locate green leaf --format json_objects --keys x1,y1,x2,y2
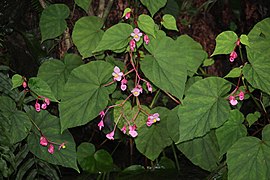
[
  {"x1": 246, "y1": 111, "x2": 261, "y2": 127},
  {"x1": 28, "y1": 77, "x2": 58, "y2": 102},
  {"x1": 0, "y1": 96, "x2": 32, "y2": 144},
  {"x1": 211, "y1": 31, "x2": 238, "y2": 56},
  {"x1": 27, "y1": 110, "x2": 79, "y2": 172},
  {"x1": 216, "y1": 109, "x2": 247, "y2": 156},
  {"x1": 140, "y1": 35, "x2": 187, "y2": 99},
  {"x1": 161, "y1": 14, "x2": 178, "y2": 31},
  {"x1": 114, "y1": 100, "x2": 149, "y2": 132},
  {"x1": 159, "y1": 157, "x2": 175, "y2": 169},
  {"x1": 176, "y1": 35, "x2": 207, "y2": 76},
  {"x1": 77, "y1": 142, "x2": 96, "y2": 173},
  {"x1": 243, "y1": 18, "x2": 270, "y2": 95},
  {"x1": 72, "y1": 16, "x2": 104, "y2": 58},
  {"x1": 177, "y1": 131, "x2": 220, "y2": 171},
  {"x1": 135, "y1": 107, "x2": 172, "y2": 161},
  {"x1": 137, "y1": 14, "x2": 156, "y2": 37},
  {"x1": 40, "y1": 4, "x2": 70, "y2": 42},
  {"x1": 167, "y1": 106, "x2": 180, "y2": 142},
  {"x1": 140, "y1": 0, "x2": 167, "y2": 17},
  {"x1": 224, "y1": 67, "x2": 242, "y2": 78},
  {"x1": 240, "y1": 34, "x2": 249, "y2": 47},
  {"x1": 94, "y1": 149, "x2": 114, "y2": 172},
  {"x1": 37, "y1": 54, "x2": 83, "y2": 100},
  {"x1": 227, "y1": 124, "x2": 270, "y2": 180},
  {"x1": 75, "y1": 0, "x2": 92, "y2": 12},
  {"x1": 60, "y1": 61, "x2": 116, "y2": 132},
  {"x1": 93, "y1": 23, "x2": 133, "y2": 53},
  {"x1": 177, "y1": 77, "x2": 231, "y2": 143},
  {"x1": 203, "y1": 58, "x2": 214, "y2": 67},
  {"x1": 11, "y1": 74, "x2": 23, "y2": 90}
]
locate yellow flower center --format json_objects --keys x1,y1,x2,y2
[
  {"x1": 134, "y1": 34, "x2": 139, "y2": 39},
  {"x1": 134, "y1": 91, "x2": 139, "y2": 96},
  {"x1": 153, "y1": 119, "x2": 157, "y2": 123}
]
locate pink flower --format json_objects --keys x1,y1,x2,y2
[
  {"x1": 41, "y1": 103, "x2": 47, "y2": 110},
  {"x1": 58, "y1": 143, "x2": 66, "y2": 150},
  {"x1": 121, "y1": 79, "x2": 128, "y2": 91},
  {"x1": 48, "y1": 144, "x2": 54, "y2": 154},
  {"x1": 129, "y1": 125, "x2": 138, "y2": 138},
  {"x1": 146, "y1": 82, "x2": 152, "y2": 93},
  {"x1": 236, "y1": 39, "x2": 240, "y2": 46},
  {"x1": 131, "y1": 85, "x2": 143, "y2": 97},
  {"x1": 22, "y1": 81, "x2": 27, "y2": 88},
  {"x1": 99, "y1": 111, "x2": 105, "y2": 118},
  {"x1": 112, "y1": 66, "x2": 123, "y2": 81},
  {"x1": 131, "y1": 28, "x2": 142, "y2": 42},
  {"x1": 146, "y1": 113, "x2": 160, "y2": 127},
  {"x1": 144, "y1": 35, "x2": 150, "y2": 45},
  {"x1": 98, "y1": 120, "x2": 104, "y2": 130},
  {"x1": 229, "y1": 51, "x2": 237, "y2": 62},
  {"x1": 121, "y1": 125, "x2": 126, "y2": 134},
  {"x1": 238, "y1": 91, "x2": 245, "y2": 101},
  {"x1": 44, "y1": 98, "x2": 50, "y2": 106},
  {"x1": 125, "y1": 12, "x2": 131, "y2": 19},
  {"x1": 129, "y1": 39, "x2": 136, "y2": 52},
  {"x1": 35, "y1": 102, "x2": 41, "y2": 112},
  {"x1": 40, "y1": 136, "x2": 48, "y2": 146},
  {"x1": 229, "y1": 96, "x2": 238, "y2": 106},
  {"x1": 106, "y1": 131, "x2": 115, "y2": 140}
]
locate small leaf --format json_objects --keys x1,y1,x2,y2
[
  {"x1": 135, "y1": 107, "x2": 172, "y2": 161},
  {"x1": 216, "y1": 109, "x2": 247, "y2": 155},
  {"x1": 177, "y1": 77, "x2": 231, "y2": 143},
  {"x1": 211, "y1": 31, "x2": 238, "y2": 56},
  {"x1": 140, "y1": 0, "x2": 167, "y2": 17},
  {"x1": 75, "y1": 0, "x2": 92, "y2": 12},
  {"x1": 224, "y1": 67, "x2": 242, "y2": 78},
  {"x1": 11, "y1": 74, "x2": 23, "y2": 90},
  {"x1": 93, "y1": 23, "x2": 133, "y2": 53},
  {"x1": 138, "y1": 14, "x2": 156, "y2": 37},
  {"x1": 72, "y1": 16, "x2": 104, "y2": 58},
  {"x1": 246, "y1": 111, "x2": 261, "y2": 127},
  {"x1": 28, "y1": 77, "x2": 58, "y2": 102},
  {"x1": 94, "y1": 149, "x2": 114, "y2": 172},
  {"x1": 40, "y1": 4, "x2": 70, "y2": 42},
  {"x1": 161, "y1": 14, "x2": 178, "y2": 31},
  {"x1": 203, "y1": 58, "x2": 214, "y2": 67},
  {"x1": 77, "y1": 142, "x2": 96, "y2": 173},
  {"x1": 240, "y1": 34, "x2": 249, "y2": 47},
  {"x1": 122, "y1": 8, "x2": 131, "y2": 18}
]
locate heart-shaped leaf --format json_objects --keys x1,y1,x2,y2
[
  {"x1": 27, "y1": 110, "x2": 79, "y2": 172},
  {"x1": 135, "y1": 107, "x2": 172, "y2": 161},
  {"x1": 177, "y1": 131, "x2": 220, "y2": 171},
  {"x1": 246, "y1": 111, "x2": 261, "y2": 127},
  {"x1": 161, "y1": 14, "x2": 178, "y2": 31},
  {"x1": 140, "y1": 35, "x2": 187, "y2": 99},
  {"x1": 40, "y1": 4, "x2": 70, "y2": 42},
  {"x1": 211, "y1": 31, "x2": 238, "y2": 56},
  {"x1": 72, "y1": 16, "x2": 104, "y2": 58},
  {"x1": 93, "y1": 23, "x2": 133, "y2": 53},
  {"x1": 137, "y1": 14, "x2": 156, "y2": 37},
  {"x1": 224, "y1": 67, "x2": 242, "y2": 78},
  {"x1": 177, "y1": 77, "x2": 231, "y2": 143},
  {"x1": 60, "y1": 61, "x2": 116, "y2": 132},
  {"x1": 11, "y1": 74, "x2": 23, "y2": 90},
  {"x1": 37, "y1": 54, "x2": 83, "y2": 100},
  {"x1": 216, "y1": 109, "x2": 247, "y2": 156},
  {"x1": 140, "y1": 0, "x2": 167, "y2": 17},
  {"x1": 227, "y1": 124, "x2": 270, "y2": 179}
]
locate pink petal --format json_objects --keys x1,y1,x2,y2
[
  {"x1": 40, "y1": 136, "x2": 48, "y2": 146},
  {"x1": 133, "y1": 28, "x2": 140, "y2": 34},
  {"x1": 48, "y1": 144, "x2": 55, "y2": 154},
  {"x1": 121, "y1": 84, "x2": 127, "y2": 91},
  {"x1": 114, "y1": 66, "x2": 121, "y2": 73},
  {"x1": 41, "y1": 103, "x2": 47, "y2": 110},
  {"x1": 98, "y1": 120, "x2": 104, "y2": 130},
  {"x1": 129, "y1": 130, "x2": 138, "y2": 137},
  {"x1": 44, "y1": 98, "x2": 50, "y2": 105},
  {"x1": 106, "y1": 131, "x2": 115, "y2": 140}
]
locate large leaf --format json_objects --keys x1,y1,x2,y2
[
  {"x1": 72, "y1": 16, "x2": 104, "y2": 58},
  {"x1": 75, "y1": 0, "x2": 92, "y2": 12},
  {"x1": 227, "y1": 124, "x2": 270, "y2": 180},
  {"x1": 137, "y1": 14, "x2": 156, "y2": 37},
  {"x1": 140, "y1": 34, "x2": 187, "y2": 99},
  {"x1": 135, "y1": 107, "x2": 172, "y2": 161},
  {"x1": 177, "y1": 131, "x2": 220, "y2": 171},
  {"x1": 177, "y1": 77, "x2": 231, "y2": 143},
  {"x1": 28, "y1": 77, "x2": 58, "y2": 102},
  {"x1": 216, "y1": 109, "x2": 247, "y2": 156},
  {"x1": 140, "y1": 0, "x2": 167, "y2": 17},
  {"x1": 37, "y1": 54, "x2": 83, "y2": 100},
  {"x1": 60, "y1": 61, "x2": 116, "y2": 132},
  {"x1": 211, "y1": 31, "x2": 238, "y2": 56},
  {"x1": 39, "y1": 4, "x2": 70, "y2": 42},
  {"x1": 93, "y1": 23, "x2": 133, "y2": 53},
  {"x1": 27, "y1": 110, "x2": 79, "y2": 172},
  {"x1": 242, "y1": 18, "x2": 270, "y2": 95},
  {"x1": 176, "y1": 35, "x2": 207, "y2": 76}
]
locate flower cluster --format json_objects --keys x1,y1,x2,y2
[
  {"x1": 147, "y1": 113, "x2": 160, "y2": 127},
  {"x1": 229, "y1": 39, "x2": 240, "y2": 62},
  {"x1": 130, "y1": 28, "x2": 150, "y2": 52},
  {"x1": 39, "y1": 135, "x2": 66, "y2": 154},
  {"x1": 35, "y1": 97, "x2": 50, "y2": 112},
  {"x1": 229, "y1": 90, "x2": 245, "y2": 106}
]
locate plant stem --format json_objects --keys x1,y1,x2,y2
[
  {"x1": 102, "y1": 0, "x2": 114, "y2": 22},
  {"x1": 172, "y1": 144, "x2": 180, "y2": 172},
  {"x1": 150, "y1": 89, "x2": 160, "y2": 109},
  {"x1": 163, "y1": 91, "x2": 181, "y2": 104}
]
